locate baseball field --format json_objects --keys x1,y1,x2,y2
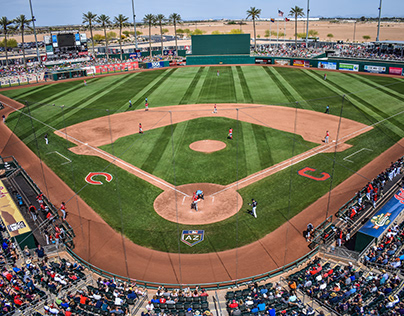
[{"x1": 2, "y1": 65, "x2": 404, "y2": 258}]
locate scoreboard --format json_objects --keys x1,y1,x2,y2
[{"x1": 44, "y1": 31, "x2": 88, "y2": 59}]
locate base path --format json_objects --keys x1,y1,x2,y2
[{"x1": 1, "y1": 95, "x2": 399, "y2": 285}]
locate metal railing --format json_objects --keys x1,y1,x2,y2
[{"x1": 66, "y1": 246, "x2": 319, "y2": 290}]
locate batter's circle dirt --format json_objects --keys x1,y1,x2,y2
[
  {"x1": 154, "y1": 183, "x2": 242, "y2": 225},
  {"x1": 189, "y1": 140, "x2": 226, "y2": 153}
]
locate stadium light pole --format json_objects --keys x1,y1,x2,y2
[
  {"x1": 376, "y1": 0, "x2": 382, "y2": 42},
  {"x1": 131, "y1": 0, "x2": 138, "y2": 49},
  {"x1": 28, "y1": 0, "x2": 41, "y2": 64},
  {"x1": 305, "y1": 0, "x2": 310, "y2": 46}
]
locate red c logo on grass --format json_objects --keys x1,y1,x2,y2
[
  {"x1": 85, "y1": 172, "x2": 113, "y2": 185},
  {"x1": 298, "y1": 167, "x2": 330, "y2": 181}
]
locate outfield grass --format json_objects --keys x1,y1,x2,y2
[
  {"x1": 2, "y1": 66, "x2": 404, "y2": 253},
  {"x1": 100, "y1": 117, "x2": 317, "y2": 185}
]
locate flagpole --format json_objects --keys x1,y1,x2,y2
[
  {"x1": 269, "y1": 20, "x2": 271, "y2": 44},
  {"x1": 283, "y1": 18, "x2": 286, "y2": 43},
  {"x1": 277, "y1": 18, "x2": 279, "y2": 46}
]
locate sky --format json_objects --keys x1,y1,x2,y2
[{"x1": 1, "y1": 0, "x2": 404, "y2": 27}]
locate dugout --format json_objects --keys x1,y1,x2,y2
[
  {"x1": 187, "y1": 34, "x2": 253, "y2": 65},
  {"x1": 48, "y1": 69, "x2": 87, "y2": 81}
]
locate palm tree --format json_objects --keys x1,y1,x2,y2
[
  {"x1": 289, "y1": 6, "x2": 305, "y2": 45},
  {"x1": 0, "y1": 17, "x2": 14, "y2": 66},
  {"x1": 246, "y1": 7, "x2": 261, "y2": 51},
  {"x1": 114, "y1": 14, "x2": 129, "y2": 60},
  {"x1": 155, "y1": 14, "x2": 166, "y2": 55},
  {"x1": 14, "y1": 15, "x2": 31, "y2": 67},
  {"x1": 82, "y1": 12, "x2": 97, "y2": 57},
  {"x1": 97, "y1": 14, "x2": 111, "y2": 59},
  {"x1": 169, "y1": 13, "x2": 181, "y2": 56},
  {"x1": 143, "y1": 14, "x2": 156, "y2": 58}
]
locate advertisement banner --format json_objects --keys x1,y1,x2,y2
[
  {"x1": 129, "y1": 52, "x2": 141, "y2": 59},
  {"x1": 364, "y1": 65, "x2": 386, "y2": 74},
  {"x1": 389, "y1": 67, "x2": 403, "y2": 76},
  {"x1": 339, "y1": 63, "x2": 359, "y2": 72},
  {"x1": 255, "y1": 58, "x2": 272, "y2": 64},
  {"x1": 359, "y1": 188, "x2": 404, "y2": 238},
  {"x1": 0, "y1": 180, "x2": 31, "y2": 237},
  {"x1": 95, "y1": 61, "x2": 139, "y2": 74},
  {"x1": 274, "y1": 59, "x2": 289, "y2": 66},
  {"x1": 163, "y1": 49, "x2": 176, "y2": 56},
  {"x1": 293, "y1": 60, "x2": 310, "y2": 67},
  {"x1": 147, "y1": 61, "x2": 165, "y2": 69},
  {"x1": 318, "y1": 61, "x2": 337, "y2": 70}
]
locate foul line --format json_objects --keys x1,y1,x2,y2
[
  {"x1": 343, "y1": 148, "x2": 373, "y2": 163},
  {"x1": 46, "y1": 151, "x2": 72, "y2": 165}
]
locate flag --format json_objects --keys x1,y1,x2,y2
[
  {"x1": 285, "y1": 18, "x2": 290, "y2": 22},
  {"x1": 270, "y1": 18, "x2": 275, "y2": 23},
  {"x1": 278, "y1": 10, "x2": 284, "y2": 17}
]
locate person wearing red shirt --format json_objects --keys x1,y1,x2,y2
[
  {"x1": 139, "y1": 123, "x2": 143, "y2": 134},
  {"x1": 60, "y1": 202, "x2": 67, "y2": 220},
  {"x1": 228, "y1": 128, "x2": 233, "y2": 139}
]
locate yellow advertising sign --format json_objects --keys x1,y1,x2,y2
[{"x1": 0, "y1": 180, "x2": 31, "y2": 237}]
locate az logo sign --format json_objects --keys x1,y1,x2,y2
[
  {"x1": 85, "y1": 172, "x2": 113, "y2": 185},
  {"x1": 181, "y1": 230, "x2": 204, "y2": 247}
]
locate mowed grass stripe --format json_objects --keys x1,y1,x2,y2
[
  {"x1": 242, "y1": 123, "x2": 261, "y2": 174},
  {"x1": 236, "y1": 66, "x2": 253, "y2": 103},
  {"x1": 345, "y1": 73, "x2": 404, "y2": 103},
  {"x1": 153, "y1": 121, "x2": 189, "y2": 182},
  {"x1": 271, "y1": 68, "x2": 316, "y2": 109},
  {"x1": 263, "y1": 67, "x2": 296, "y2": 104},
  {"x1": 115, "y1": 125, "x2": 166, "y2": 168},
  {"x1": 6, "y1": 84, "x2": 54, "y2": 100},
  {"x1": 132, "y1": 68, "x2": 178, "y2": 109},
  {"x1": 140, "y1": 125, "x2": 175, "y2": 174},
  {"x1": 22, "y1": 74, "x2": 136, "y2": 143},
  {"x1": 309, "y1": 70, "x2": 404, "y2": 132},
  {"x1": 231, "y1": 66, "x2": 244, "y2": 102},
  {"x1": 179, "y1": 67, "x2": 205, "y2": 105},
  {"x1": 198, "y1": 66, "x2": 236, "y2": 103},
  {"x1": 115, "y1": 71, "x2": 164, "y2": 112},
  {"x1": 252, "y1": 124, "x2": 274, "y2": 168}
]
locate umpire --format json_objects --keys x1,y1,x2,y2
[{"x1": 249, "y1": 199, "x2": 257, "y2": 218}]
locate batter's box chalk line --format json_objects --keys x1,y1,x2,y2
[
  {"x1": 46, "y1": 151, "x2": 72, "y2": 165},
  {"x1": 343, "y1": 148, "x2": 373, "y2": 163}
]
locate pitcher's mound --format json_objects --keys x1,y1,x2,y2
[
  {"x1": 154, "y1": 183, "x2": 242, "y2": 225},
  {"x1": 189, "y1": 140, "x2": 226, "y2": 153}
]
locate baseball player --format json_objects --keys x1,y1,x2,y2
[
  {"x1": 324, "y1": 131, "x2": 329, "y2": 143},
  {"x1": 228, "y1": 128, "x2": 233, "y2": 139},
  {"x1": 139, "y1": 123, "x2": 143, "y2": 134},
  {"x1": 129, "y1": 99, "x2": 132, "y2": 108},
  {"x1": 84, "y1": 80, "x2": 87, "y2": 86},
  {"x1": 325, "y1": 105, "x2": 329, "y2": 114},
  {"x1": 145, "y1": 102, "x2": 149, "y2": 111},
  {"x1": 192, "y1": 192, "x2": 201, "y2": 211},
  {"x1": 212, "y1": 104, "x2": 217, "y2": 114},
  {"x1": 60, "y1": 202, "x2": 67, "y2": 220},
  {"x1": 44, "y1": 133, "x2": 49, "y2": 145},
  {"x1": 249, "y1": 199, "x2": 257, "y2": 218},
  {"x1": 323, "y1": 73, "x2": 327, "y2": 80}
]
